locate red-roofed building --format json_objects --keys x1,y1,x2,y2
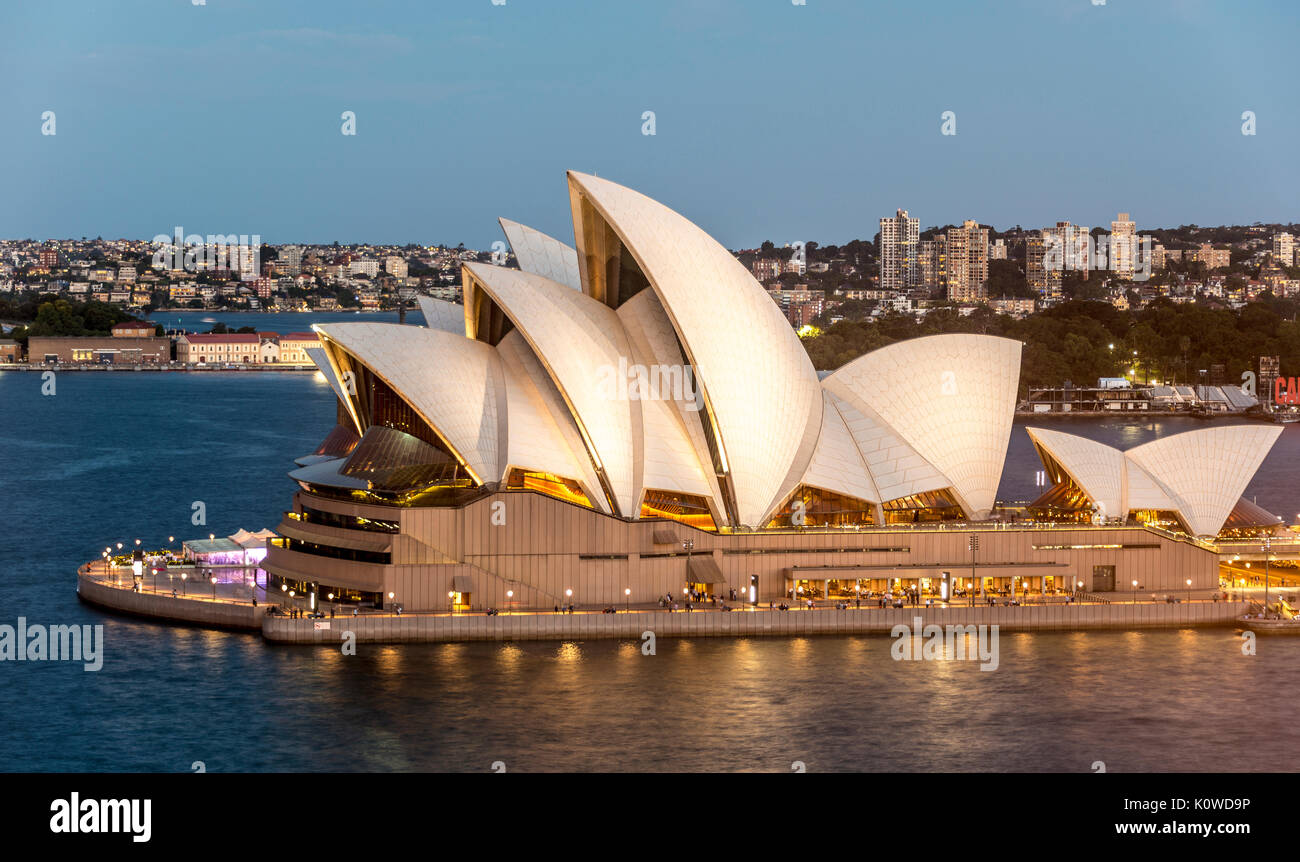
[
  {"x1": 176, "y1": 331, "x2": 321, "y2": 365},
  {"x1": 277, "y1": 332, "x2": 320, "y2": 364},
  {"x1": 177, "y1": 333, "x2": 260, "y2": 365}
]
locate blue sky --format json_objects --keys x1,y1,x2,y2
[{"x1": 2, "y1": 0, "x2": 1296, "y2": 248}]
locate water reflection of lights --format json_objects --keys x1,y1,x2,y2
[
  {"x1": 555, "y1": 641, "x2": 583, "y2": 663},
  {"x1": 496, "y1": 642, "x2": 524, "y2": 674}
]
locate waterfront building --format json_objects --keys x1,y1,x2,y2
[
  {"x1": 177, "y1": 333, "x2": 260, "y2": 364},
  {"x1": 28, "y1": 334, "x2": 170, "y2": 365},
  {"x1": 277, "y1": 332, "x2": 320, "y2": 364},
  {"x1": 260, "y1": 172, "x2": 1282, "y2": 612},
  {"x1": 879, "y1": 209, "x2": 919, "y2": 291},
  {"x1": 176, "y1": 331, "x2": 320, "y2": 365}
]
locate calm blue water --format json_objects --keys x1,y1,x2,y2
[
  {"x1": 160, "y1": 309, "x2": 408, "y2": 333},
  {"x1": 2, "y1": 342, "x2": 1299, "y2": 772}
]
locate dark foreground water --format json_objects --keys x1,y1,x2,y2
[{"x1": 2, "y1": 368, "x2": 1299, "y2": 772}]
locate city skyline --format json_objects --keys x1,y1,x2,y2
[{"x1": 2, "y1": 0, "x2": 1297, "y2": 248}]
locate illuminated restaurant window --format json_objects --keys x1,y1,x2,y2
[
  {"x1": 767, "y1": 486, "x2": 876, "y2": 528},
  {"x1": 640, "y1": 489, "x2": 717, "y2": 531},
  {"x1": 505, "y1": 468, "x2": 593, "y2": 509}
]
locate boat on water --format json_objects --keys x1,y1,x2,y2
[
  {"x1": 1238, "y1": 598, "x2": 1300, "y2": 633},
  {"x1": 1238, "y1": 614, "x2": 1300, "y2": 634}
]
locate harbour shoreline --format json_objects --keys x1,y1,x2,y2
[{"x1": 77, "y1": 566, "x2": 1250, "y2": 645}]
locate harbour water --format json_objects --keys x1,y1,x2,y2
[{"x1": 2, "y1": 355, "x2": 1298, "y2": 772}]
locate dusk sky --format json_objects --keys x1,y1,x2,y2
[{"x1": 3, "y1": 0, "x2": 1297, "y2": 248}]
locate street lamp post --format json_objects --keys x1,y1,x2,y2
[
  {"x1": 1132, "y1": 579, "x2": 1139, "y2": 603},
  {"x1": 1264, "y1": 536, "x2": 1272, "y2": 616},
  {"x1": 682, "y1": 538, "x2": 695, "y2": 598},
  {"x1": 624, "y1": 587, "x2": 631, "y2": 613},
  {"x1": 969, "y1": 534, "x2": 980, "y2": 605}
]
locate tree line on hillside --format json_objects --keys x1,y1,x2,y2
[
  {"x1": 802, "y1": 295, "x2": 1300, "y2": 395},
  {"x1": 0, "y1": 296, "x2": 158, "y2": 343}
]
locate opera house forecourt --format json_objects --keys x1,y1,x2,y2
[{"x1": 251, "y1": 171, "x2": 1284, "y2": 616}]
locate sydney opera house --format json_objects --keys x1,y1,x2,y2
[{"x1": 263, "y1": 171, "x2": 1283, "y2": 612}]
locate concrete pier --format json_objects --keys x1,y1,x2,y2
[
  {"x1": 77, "y1": 567, "x2": 1246, "y2": 644},
  {"x1": 258, "y1": 599, "x2": 1247, "y2": 644},
  {"x1": 78, "y1": 568, "x2": 264, "y2": 631}
]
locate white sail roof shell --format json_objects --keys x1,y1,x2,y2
[
  {"x1": 1125, "y1": 425, "x2": 1282, "y2": 537},
  {"x1": 464, "y1": 262, "x2": 639, "y2": 516},
  {"x1": 314, "y1": 322, "x2": 505, "y2": 486},
  {"x1": 305, "y1": 345, "x2": 348, "y2": 405},
  {"x1": 824, "y1": 333, "x2": 1021, "y2": 518},
  {"x1": 1025, "y1": 426, "x2": 1127, "y2": 519},
  {"x1": 495, "y1": 329, "x2": 609, "y2": 512},
  {"x1": 415, "y1": 295, "x2": 467, "y2": 335},
  {"x1": 798, "y1": 391, "x2": 881, "y2": 506},
  {"x1": 1028, "y1": 424, "x2": 1282, "y2": 537},
  {"x1": 821, "y1": 385, "x2": 951, "y2": 504},
  {"x1": 615, "y1": 289, "x2": 716, "y2": 505},
  {"x1": 567, "y1": 171, "x2": 822, "y2": 527},
  {"x1": 498, "y1": 217, "x2": 582, "y2": 291}
]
